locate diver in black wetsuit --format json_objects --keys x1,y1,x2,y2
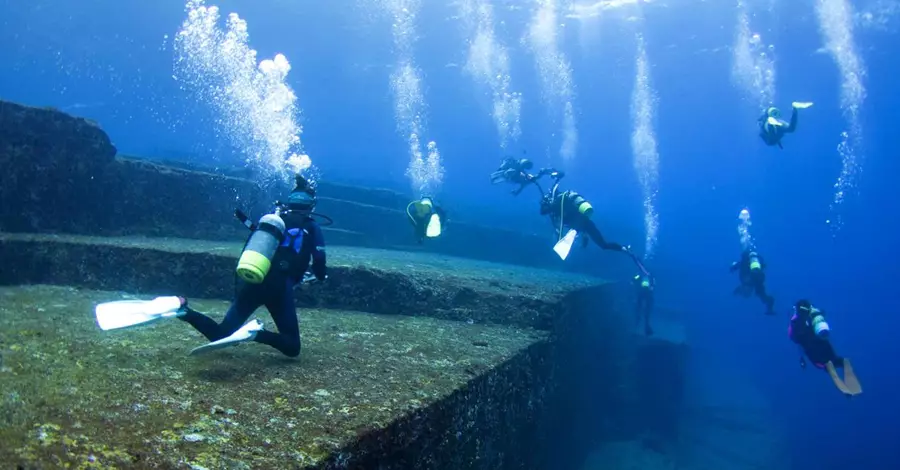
[
  {"x1": 490, "y1": 157, "x2": 540, "y2": 196},
  {"x1": 788, "y1": 299, "x2": 862, "y2": 395},
  {"x1": 536, "y1": 168, "x2": 649, "y2": 275},
  {"x1": 634, "y1": 273, "x2": 654, "y2": 336},
  {"x1": 178, "y1": 175, "x2": 327, "y2": 357},
  {"x1": 730, "y1": 248, "x2": 774, "y2": 315},
  {"x1": 758, "y1": 102, "x2": 813, "y2": 149},
  {"x1": 406, "y1": 196, "x2": 447, "y2": 244}
]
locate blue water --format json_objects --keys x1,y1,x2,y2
[{"x1": 2, "y1": 1, "x2": 898, "y2": 469}]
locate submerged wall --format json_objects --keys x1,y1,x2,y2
[
  {"x1": 0, "y1": 231, "x2": 686, "y2": 469},
  {"x1": 0, "y1": 99, "x2": 562, "y2": 270}
]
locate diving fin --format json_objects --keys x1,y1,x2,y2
[
  {"x1": 425, "y1": 213, "x2": 442, "y2": 238},
  {"x1": 826, "y1": 362, "x2": 853, "y2": 395},
  {"x1": 792, "y1": 101, "x2": 814, "y2": 109},
  {"x1": 553, "y1": 229, "x2": 577, "y2": 260},
  {"x1": 189, "y1": 320, "x2": 264, "y2": 356},
  {"x1": 95, "y1": 296, "x2": 185, "y2": 331},
  {"x1": 841, "y1": 359, "x2": 863, "y2": 396},
  {"x1": 766, "y1": 117, "x2": 784, "y2": 127}
]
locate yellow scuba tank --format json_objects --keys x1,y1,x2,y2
[
  {"x1": 236, "y1": 213, "x2": 286, "y2": 284},
  {"x1": 566, "y1": 191, "x2": 594, "y2": 217},
  {"x1": 749, "y1": 252, "x2": 762, "y2": 271}
]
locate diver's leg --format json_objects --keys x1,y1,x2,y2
[
  {"x1": 180, "y1": 285, "x2": 262, "y2": 341},
  {"x1": 644, "y1": 295, "x2": 654, "y2": 336},
  {"x1": 582, "y1": 220, "x2": 624, "y2": 252},
  {"x1": 256, "y1": 280, "x2": 302, "y2": 357},
  {"x1": 634, "y1": 297, "x2": 644, "y2": 326},
  {"x1": 786, "y1": 107, "x2": 798, "y2": 133},
  {"x1": 754, "y1": 283, "x2": 775, "y2": 313}
]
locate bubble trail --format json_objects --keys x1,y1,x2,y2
[
  {"x1": 630, "y1": 33, "x2": 660, "y2": 258},
  {"x1": 526, "y1": 0, "x2": 578, "y2": 162},
  {"x1": 815, "y1": 0, "x2": 867, "y2": 228},
  {"x1": 460, "y1": 0, "x2": 522, "y2": 149},
  {"x1": 174, "y1": 0, "x2": 310, "y2": 182},
  {"x1": 738, "y1": 208, "x2": 753, "y2": 251},
  {"x1": 385, "y1": 0, "x2": 444, "y2": 196},
  {"x1": 730, "y1": 0, "x2": 776, "y2": 110}
]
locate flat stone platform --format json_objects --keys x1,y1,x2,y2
[
  {"x1": 0, "y1": 232, "x2": 604, "y2": 330},
  {"x1": 0, "y1": 285, "x2": 549, "y2": 469}
]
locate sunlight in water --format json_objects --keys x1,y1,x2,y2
[
  {"x1": 816, "y1": 0, "x2": 867, "y2": 228},
  {"x1": 173, "y1": 0, "x2": 309, "y2": 182},
  {"x1": 731, "y1": 0, "x2": 776, "y2": 110},
  {"x1": 385, "y1": 0, "x2": 444, "y2": 196},
  {"x1": 738, "y1": 208, "x2": 753, "y2": 251},
  {"x1": 630, "y1": 33, "x2": 659, "y2": 259},
  {"x1": 460, "y1": 0, "x2": 522, "y2": 149},
  {"x1": 526, "y1": 0, "x2": 578, "y2": 162}
]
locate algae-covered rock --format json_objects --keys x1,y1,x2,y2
[
  {"x1": 0, "y1": 232, "x2": 603, "y2": 330},
  {"x1": 0, "y1": 285, "x2": 549, "y2": 469}
]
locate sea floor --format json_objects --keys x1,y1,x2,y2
[{"x1": 0, "y1": 285, "x2": 545, "y2": 469}]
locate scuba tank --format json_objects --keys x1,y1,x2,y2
[
  {"x1": 566, "y1": 191, "x2": 594, "y2": 217},
  {"x1": 748, "y1": 251, "x2": 762, "y2": 271},
  {"x1": 809, "y1": 307, "x2": 830, "y2": 338},
  {"x1": 236, "y1": 213, "x2": 286, "y2": 284}
]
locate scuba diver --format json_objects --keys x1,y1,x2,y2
[
  {"x1": 730, "y1": 248, "x2": 775, "y2": 315},
  {"x1": 789, "y1": 299, "x2": 862, "y2": 396},
  {"x1": 93, "y1": 174, "x2": 328, "y2": 357},
  {"x1": 633, "y1": 273, "x2": 654, "y2": 336},
  {"x1": 490, "y1": 157, "x2": 540, "y2": 196},
  {"x1": 758, "y1": 101, "x2": 813, "y2": 149},
  {"x1": 406, "y1": 196, "x2": 446, "y2": 244},
  {"x1": 535, "y1": 168, "x2": 650, "y2": 275}
]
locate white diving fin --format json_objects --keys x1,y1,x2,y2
[
  {"x1": 553, "y1": 229, "x2": 578, "y2": 260},
  {"x1": 425, "y1": 213, "x2": 442, "y2": 238},
  {"x1": 791, "y1": 101, "x2": 814, "y2": 109},
  {"x1": 95, "y1": 296, "x2": 185, "y2": 331},
  {"x1": 766, "y1": 117, "x2": 784, "y2": 127},
  {"x1": 189, "y1": 320, "x2": 264, "y2": 356}
]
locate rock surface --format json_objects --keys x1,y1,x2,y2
[
  {"x1": 0, "y1": 232, "x2": 599, "y2": 330},
  {"x1": 0, "y1": 285, "x2": 550, "y2": 469}
]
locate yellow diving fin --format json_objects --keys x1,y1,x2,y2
[
  {"x1": 826, "y1": 362, "x2": 852, "y2": 395},
  {"x1": 841, "y1": 359, "x2": 863, "y2": 396},
  {"x1": 553, "y1": 229, "x2": 577, "y2": 260}
]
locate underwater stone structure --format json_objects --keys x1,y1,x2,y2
[
  {"x1": 0, "y1": 99, "x2": 787, "y2": 469},
  {"x1": 0, "y1": 232, "x2": 671, "y2": 469},
  {"x1": 0, "y1": 99, "x2": 561, "y2": 270}
]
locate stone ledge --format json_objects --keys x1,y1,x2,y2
[
  {"x1": 0, "y1": 232, "x2": 605, "y2": 330},
  {"x1": 0, "y1": 285, "x2": 550, "y2": 469}
]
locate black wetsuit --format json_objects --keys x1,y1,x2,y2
[
  {"x1": 490, "y1": 158, "x2": 537, "y2": 195},
  {"x1": 180, "y1": 215, "x2": 327, "y2": 357},
  {"x1": 730, "y1": 250, "x2": 775, "y2": 314},
  {"x1": 542, "y1": 189, "x2": 649, "y2": 274},
  {"x1": 758, "y1": 107, "x2": 798, "y2": 149},
  {"x1": 543, "y1": 191, "x2": 625, "y2": 252},
  {"x1": 789, "y1": 313, "x2": 843, "y2": 369},
  {"x1": 634, "y1": 274, "x2": 654, "y2": 336}
]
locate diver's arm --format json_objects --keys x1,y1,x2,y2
[
  {"x1": 309, "y1": 222, "x2": 327, "y2": 280},
  {"x1": 729, "y1": 260, "x2": 740, "y2": 272}
]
